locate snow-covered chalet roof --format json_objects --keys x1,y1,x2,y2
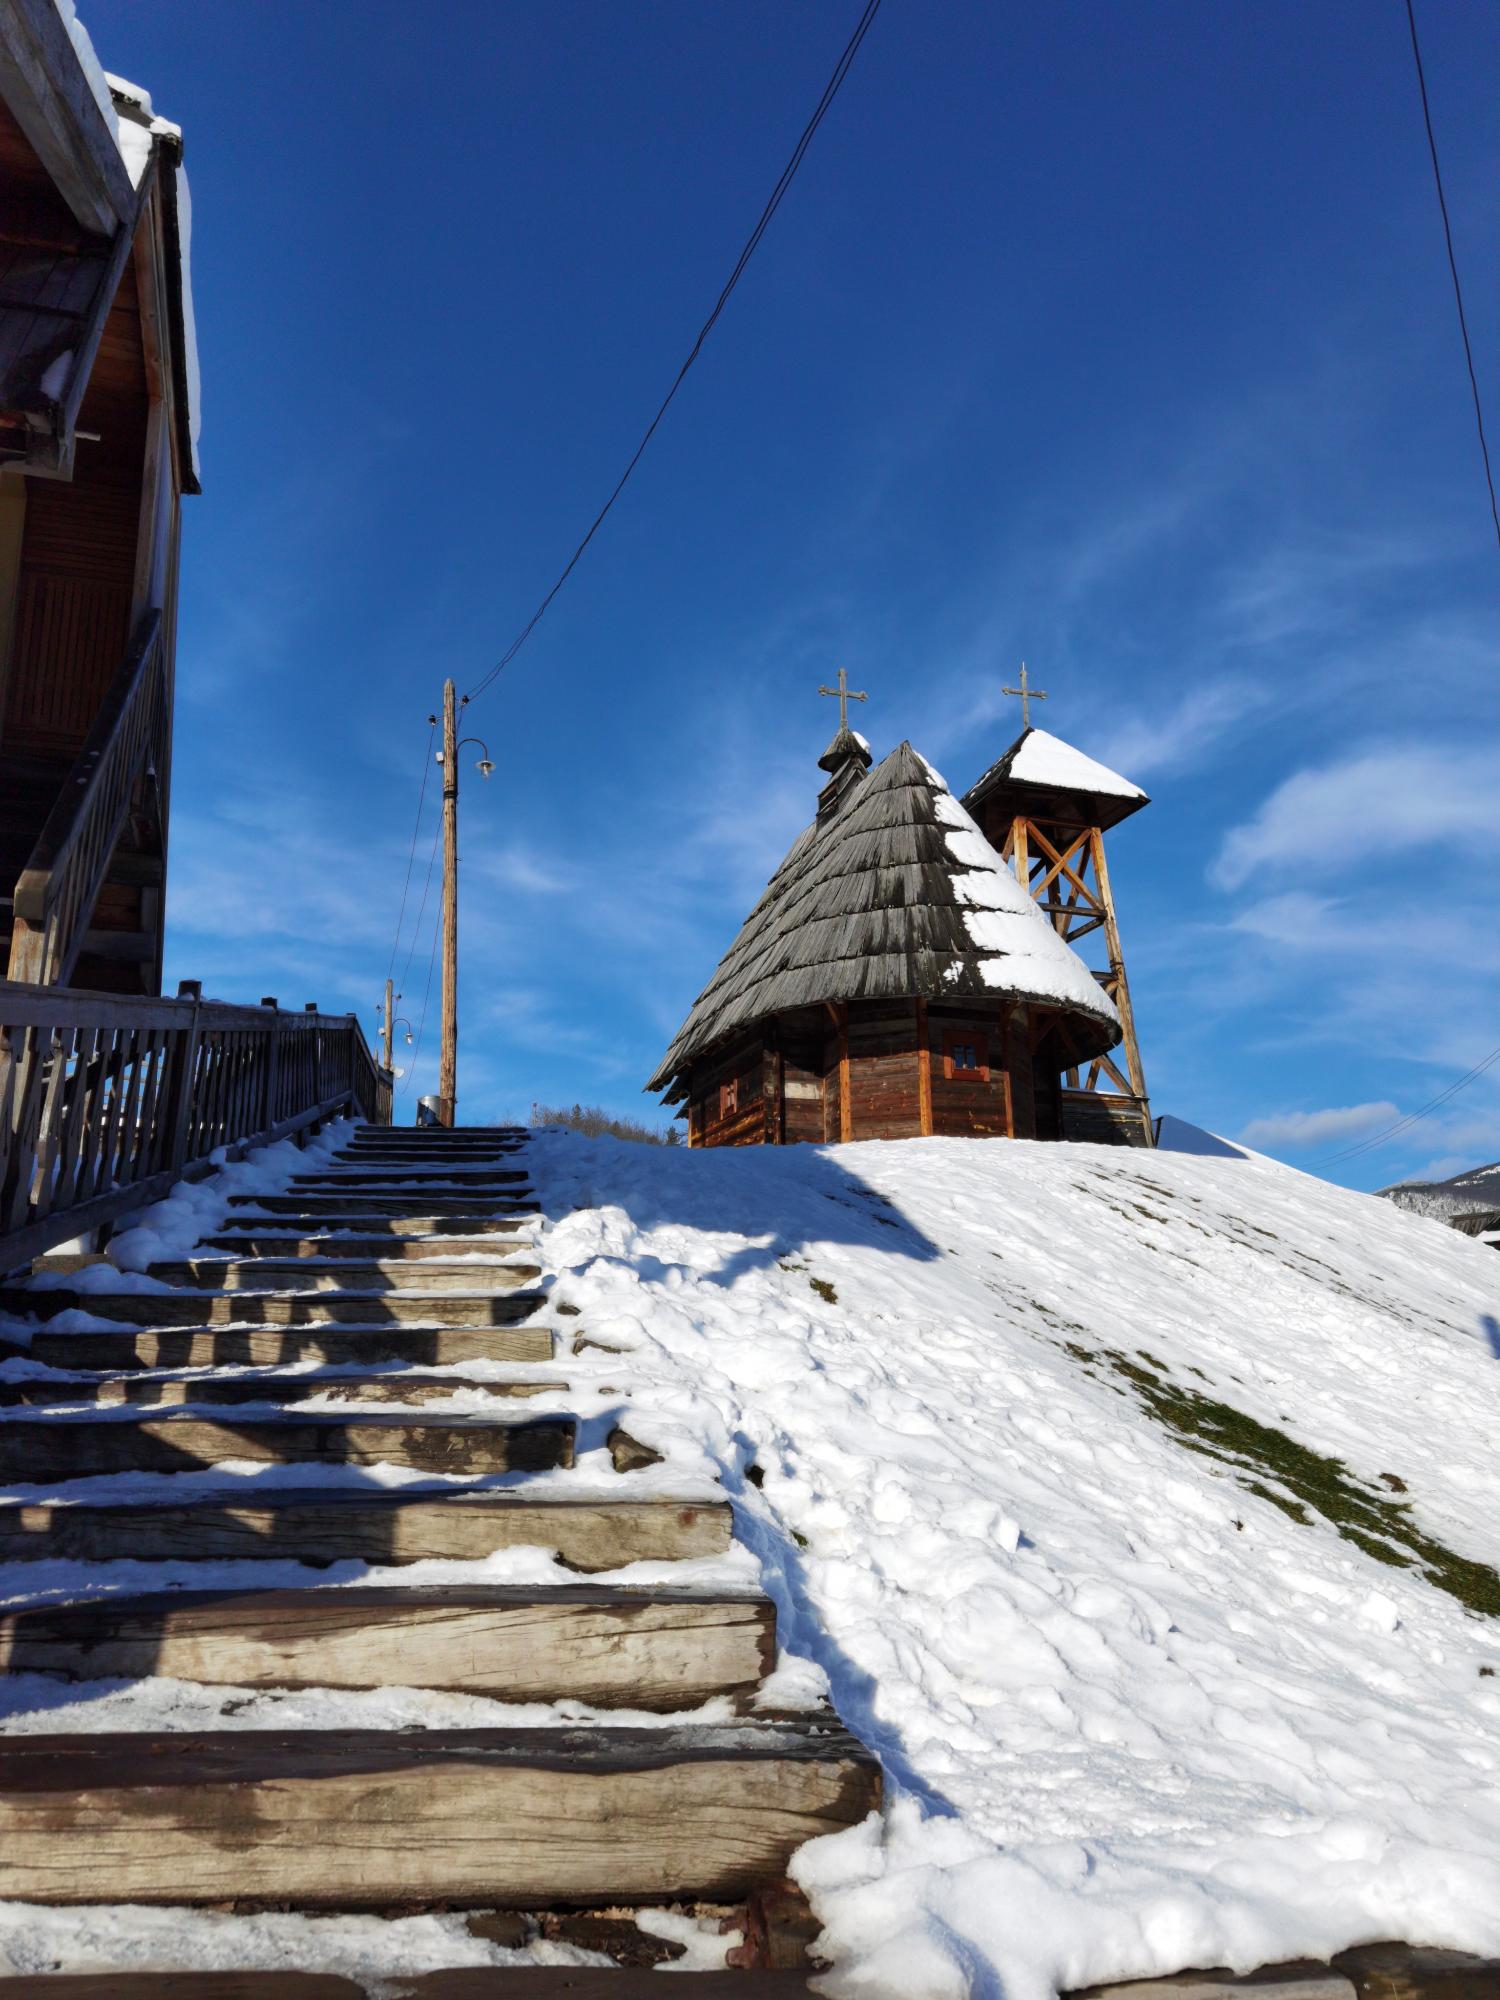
[
  {"x1": 964, "y1": 726, "x2": 1148, "y2": 832},
  {"x1": 647, "y1": 740, "x2": 1120, "y2": 1095}
]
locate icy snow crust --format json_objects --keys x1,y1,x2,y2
[{"x1": 522, "y1": 1128, "x2": 1500, "y2": 1999}]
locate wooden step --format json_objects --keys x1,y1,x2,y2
[
  {"x1": 0, "y1": 1411, "x2": 576, "y2": 1479},
  {"x1": 0, "y1": 1585, "x2": 775, "y2": 1705},
  {"x1": 18, "y1": 1323, "x2": 556, "y2": 1370},
  {"x1": 291, "y1": 1170, "x2": 531, "y2": 1187},
  {"x1": 0, "y1": 1490, "x2": 733, "y2": 1569},
  {"x1": 4, "y1": 1288, "x2": 550, "y2": 1327},
  {"x1": 0, "y1": 1972, "x2": 818, "y2": 1997},
  {"x1": 227, "y1": 1198, "x2": 536, "y2": 1219},
  {"x1": 0, "y1": 1371, "x2": 567, "y2": 1409},
  {"x1": 200, "y1": 1231, "x2": 531, "y2": 1257},
  {"x1": 146, "y1": 1259, "x2": 544, "y2": 1294},
  {"x1": 336, "y1": 1143, "x2": 522, "y2": 1158},
  {"x1": 0, "y1": 1720, "x2": 880, "y2": 1906}
]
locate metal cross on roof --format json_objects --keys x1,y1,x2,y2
[
  {"x1": 818, "y1": 666, "x2": 868, "y2": 732},
  {"x1": 1002, "y1": 661, "x2": 1048, "y2": 730}
]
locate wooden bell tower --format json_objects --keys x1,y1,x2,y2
[{"x1": 963, "y1": 695, "x2": 1153, "y2": 1147}]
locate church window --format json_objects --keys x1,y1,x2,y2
[
  {"x1": 943, "y1": 1032, "x2": 989, "y2": 1081},
  {"x1": 719, "y1": 1077, "x2": 739, "y2": 1118}
]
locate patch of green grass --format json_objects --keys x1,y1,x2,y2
[
  {"x1": 809, "y1": 1277, "x2": 838, "y2": 1306},
  {"x1": 1065, "y1": 1342, "x2": 1500, "y2": 1618}
]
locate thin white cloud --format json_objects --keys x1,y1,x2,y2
[
  {"x1": 1103, "y1": 678, "x2": 1263, "y2": 782},
  {"x1": 1213, "y1": 745, "x2": 1500, "y2": 891},
  {"x1": 1240, "y1": 1102, "x2": 1399, "y2": 1149}
]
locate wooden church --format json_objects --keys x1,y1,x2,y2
[{"x1": 649, "y1": 678, "x2": 1154, "y2": 1149}]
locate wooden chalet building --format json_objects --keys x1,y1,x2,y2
[
  {"x1": 0, "y1": 0, "x2": 198, "y2": 994},
  {"x1": 648, "y1": 723, "x2": 1149, "y2": 1147}
]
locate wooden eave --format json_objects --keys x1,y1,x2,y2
[
  {"x1": 963, "y1": 731, "x2": 1149, "y2": 835},
  {"x1": 0, "y1": 0, "x2": 134, "y2": 236}
]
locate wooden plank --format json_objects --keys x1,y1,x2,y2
[
  {"x1": 0, "y1": 1491, "x2": 733, "y2": 1570},
  {"x1": 0, "y1": 0, "x2": 135, "y2": 236},
  {"x1": 197, "y1": 1231, "x2": 532, "y2": 1257},
  {"x1": 0, "y1": 1979, "x2": 360, "y2": 1999},
  {"x1": 1, "y1": 1287, "x2": 551, "y2": 1328},
  {"x1": 1069, "y1": 1970, "x2": 1355, "y2": 2000},
  {"x1": 0, "y1": 1972, "x2": 817, "y2": 1998},
  {"x1": 227, "y1": 1197, "x2": 534, "y2": 1218},
  {"x1": 145, "y1": 1258, "x2": 544, "y2": 1293},
  {"x1": 0, "y1": 1370, "x2": 566, "y2": 1408},
  {"x1": 0, "y1": 1721, "x2": 880, "y2": 1907},
  {"x1": 18, "y1": 1323, "x2": 556, "y2": 1370},
  {"x1": 915, "y1": 998, "x2": 932, "y2": 1136},
  {"x1": 0, "y1": 1586, "x2": 776, "y2": 1706},
  {"x1": 0, "y1": 1411, "x2": 576, "y2": 1479}
]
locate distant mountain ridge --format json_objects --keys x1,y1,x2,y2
[{"x1": 1379, "y1": 1159, "x2": 1500, "y2": 1233}]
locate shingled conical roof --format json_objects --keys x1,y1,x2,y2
[{"x1": 647, "y1": 741, "x2": 1120, "y2": 1096}]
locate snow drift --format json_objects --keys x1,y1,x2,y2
[{"x1": 529, "y1": 1125, "x2": 1500, "y2": 1998}]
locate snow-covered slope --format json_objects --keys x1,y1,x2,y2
[
  {"x1": 1380, "y1": 1160, "x2": 1500, "y2": 1227},
  {"x1": 529, "y1": 1128, "x2": 1500, "y2": 2000}
]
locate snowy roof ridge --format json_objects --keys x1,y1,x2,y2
[
  {"x1": 966, "y1": 726, "x2": 1147, "y2": 815},
  {"x1": 647, "y1": 740, "x2": 1119, "y2": 1093}
]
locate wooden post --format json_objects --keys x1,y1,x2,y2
[
  {"x1": 381, "y1": 977, "x2": 394, "y2": 1075},
  {"x1": 915, "y1": 998, "x2": 932, "y2": 1136},
  {"x1": 260, "y1": 997, "x2": 280, "y2": 1133},
  {"x1": 1088, "y1": 827, "x2": 1149, "y2": 1113},
  {"x1": 161, "y1": 981, "x2": 203, "y2": 1174},
  {"x1": 438, "y1": 677, "x2": 458, "y2": 1128},
  {"x1": 836, "y1": 1003, "x2": 851, "y2": 1143}
]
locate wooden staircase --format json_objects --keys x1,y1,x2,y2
[{"x1": 0, "y1": 1125, "x2": 879, "y2": 1990}]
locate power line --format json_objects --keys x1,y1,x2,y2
[
  {"x1": 386, "y1": 718, "x2": 437, "y2": 987},
  {"x1": 397, "y1": 808, "x2": 443, "y2": 997},
  {"x1": 1403, "y1": 0, "x2": 1500, "y2": 552},
  {"x1": 463, "y1": 0, "x2": 884, "y2": 706},
  {"x1": 1311, "y1": 1041, "x2": 1500, "y2": 1168},
  {"x1": 400, "y1": 897, "x2": 445, "y2": 1099}
]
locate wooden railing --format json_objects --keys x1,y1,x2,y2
[
  {"x1": 0, "y1": 982, "x2": 391, "y2": 1272},
  {"x1": 7, "y1": 609, "x2": 168, "y2": 988}
]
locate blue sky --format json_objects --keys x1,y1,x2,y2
[{"x1": 87, "y1": 0, "x2": 1499, "y2": 1188}]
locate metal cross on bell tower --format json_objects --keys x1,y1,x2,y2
[
  {"x1": 1002, "y1": 661, "x2": 1048, "y2": 731},
  {"x1": 818, "y1": 666, "x2": 868, "y2": 732}
]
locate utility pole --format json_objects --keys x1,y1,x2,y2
[
  {"x1": 381, "y1": 977, "x2": 394, "y2": 1074},
  {"x1": 438, "y1": 677, "x2": 458, "y2": 1127}
]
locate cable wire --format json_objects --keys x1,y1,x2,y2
[
  {"x1": 397, "y1": 808, "x2": 443, "y2": 998},
  {"x1": 385, "y1": 719, "x2": 437, "y2": 988},
  {"x1": 1403, "y1": 0, "x2": 1500, "y2": 551},
  {"x1": 1310, "y1": 1040, "x2": 1500, "y2": 1168},
  {"x1": 400, "y1": 897, "x2": 445, "y2": 1098},
  {"x1": 463, "y1": 0, "x2": 883, "y2": 705}
]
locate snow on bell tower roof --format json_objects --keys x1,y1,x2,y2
[{"x1": 963, "y1": 726, "x2": 1149, "y2": 833}]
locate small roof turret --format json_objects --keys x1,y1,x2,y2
[{"x1": 964, "y1": 726, "x2": 1148, "y2": 833}]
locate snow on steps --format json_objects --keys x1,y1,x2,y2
[{"x1": 0, "y1": 1122, "x2": 877, "y2": 1969}]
